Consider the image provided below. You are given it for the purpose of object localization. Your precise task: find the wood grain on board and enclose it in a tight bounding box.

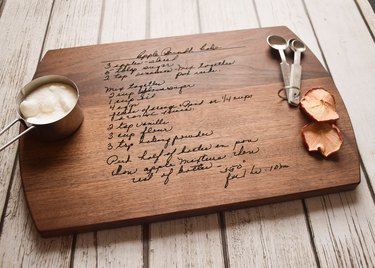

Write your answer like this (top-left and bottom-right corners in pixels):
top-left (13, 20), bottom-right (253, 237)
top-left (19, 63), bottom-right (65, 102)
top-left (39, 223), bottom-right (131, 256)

top-left (18, 26), bottom-right (359, 236)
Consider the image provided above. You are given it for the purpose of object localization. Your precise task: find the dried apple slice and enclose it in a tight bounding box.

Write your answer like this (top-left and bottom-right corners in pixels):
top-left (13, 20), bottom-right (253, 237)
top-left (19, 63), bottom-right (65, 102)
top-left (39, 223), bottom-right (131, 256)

top-left (301, 122), bottom-right (343, 157)
top-left (300, 88), bottom-right (339, 122)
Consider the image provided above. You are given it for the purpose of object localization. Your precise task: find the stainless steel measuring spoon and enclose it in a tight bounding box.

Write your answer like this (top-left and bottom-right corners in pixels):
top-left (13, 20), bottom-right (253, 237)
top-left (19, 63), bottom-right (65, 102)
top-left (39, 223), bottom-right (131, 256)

top-left (267, 35), bottom-right (291, 99)
top-left (0, 75), bottom-right (84, 152)
top-left (288, 39), bottom-right (306, 106)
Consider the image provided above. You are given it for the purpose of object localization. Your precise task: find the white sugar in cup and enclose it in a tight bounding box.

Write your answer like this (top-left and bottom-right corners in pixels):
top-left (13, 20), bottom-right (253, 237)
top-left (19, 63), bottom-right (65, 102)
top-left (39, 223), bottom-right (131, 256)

top-left (15, 75), bottom-right (84, 141)
top-left (19, 82), bottom-right (78, 125)
top-left (1, 75), bottom-right (84, 151)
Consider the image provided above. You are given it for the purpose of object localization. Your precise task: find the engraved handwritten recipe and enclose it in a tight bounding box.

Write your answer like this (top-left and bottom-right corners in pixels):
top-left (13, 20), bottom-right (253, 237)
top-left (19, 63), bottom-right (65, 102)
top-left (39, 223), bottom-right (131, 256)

top-left (101, 42), bottom-right (289, 190)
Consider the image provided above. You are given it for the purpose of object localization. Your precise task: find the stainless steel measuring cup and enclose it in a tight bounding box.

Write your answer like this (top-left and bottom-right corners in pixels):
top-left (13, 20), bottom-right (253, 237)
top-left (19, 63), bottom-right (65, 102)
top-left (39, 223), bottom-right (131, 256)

top-left (0, 75), bottom-right (84, 151)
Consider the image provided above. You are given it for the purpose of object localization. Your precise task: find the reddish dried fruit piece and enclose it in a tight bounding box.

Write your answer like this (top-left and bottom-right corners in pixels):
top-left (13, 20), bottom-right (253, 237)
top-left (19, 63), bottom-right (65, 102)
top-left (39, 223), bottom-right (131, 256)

top-left (300, 88), bottom-right (339, 122)
top-left (301, 122), bottom-right (343, 157)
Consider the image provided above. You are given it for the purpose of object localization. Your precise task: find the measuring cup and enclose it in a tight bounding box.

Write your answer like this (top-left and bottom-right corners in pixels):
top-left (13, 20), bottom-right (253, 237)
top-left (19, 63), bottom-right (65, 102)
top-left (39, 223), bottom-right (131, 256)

top-left (0, 75), bottom-right (84, 151)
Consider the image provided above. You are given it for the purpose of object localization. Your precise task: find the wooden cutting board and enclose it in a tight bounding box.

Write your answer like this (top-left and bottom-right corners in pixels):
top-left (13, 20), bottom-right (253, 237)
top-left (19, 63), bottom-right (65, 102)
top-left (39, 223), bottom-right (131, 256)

top-left (19, 26), bottom-right (360, 237)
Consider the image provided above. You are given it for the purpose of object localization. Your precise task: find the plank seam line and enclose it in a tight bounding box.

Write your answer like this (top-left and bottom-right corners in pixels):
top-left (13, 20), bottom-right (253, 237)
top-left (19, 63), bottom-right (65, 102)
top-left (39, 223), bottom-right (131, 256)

top-left (38, 0), bottom-right (56, 62)
top-left (219, 212), bottom-right (230, 268)
top-left (145, 0), bottom-right (150, 39)
top-left (0, 0), bottom-right (7, 17)
top-left (97, 0), bottom-right (106, 44)
top-left (360, 156), bottom-right (375, 204)
top-left (301, 0), bottom-right (332, 74)
top-left (0, 152), bottom-right (18, 235)
top-left (69, 235), bottom-right (77, 268)
top-left (354, 0), bottom-right (375, 42)
top-left (196, 0), bottom-right (202, 34)
top-left (94, 231), bottom-right (98, 268)
top-left (302, 199), bottom-right (322, 268)
top-left (142, 224), bottom-right (150, 268)
top-left (252, 0), bottom-right (261, 28)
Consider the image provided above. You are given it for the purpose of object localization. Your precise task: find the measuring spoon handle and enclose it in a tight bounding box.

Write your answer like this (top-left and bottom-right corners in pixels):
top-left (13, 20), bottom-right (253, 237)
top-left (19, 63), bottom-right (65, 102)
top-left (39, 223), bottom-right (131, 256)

top-left (280, 61), bottom-right (290, 98)
top-left (288, 63), bottom-right (302, 106)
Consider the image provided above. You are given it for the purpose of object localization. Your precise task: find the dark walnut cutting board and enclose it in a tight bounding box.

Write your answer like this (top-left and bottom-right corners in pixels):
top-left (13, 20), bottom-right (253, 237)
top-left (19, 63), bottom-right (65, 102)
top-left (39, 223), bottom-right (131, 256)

top-left (19, 26), bottom-right (359, 237)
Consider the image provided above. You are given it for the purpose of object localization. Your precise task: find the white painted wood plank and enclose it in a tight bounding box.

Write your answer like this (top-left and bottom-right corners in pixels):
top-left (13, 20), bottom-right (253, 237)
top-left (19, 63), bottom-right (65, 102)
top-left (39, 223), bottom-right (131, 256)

top-left (225, 202), bottom-right (316, 267)
top-left (0, 0), bottom-right (53, 218)
top-left (100, 0), bottom-right (147, 43)
top-left (44, 0), bottom-right (147, 266)
top-left (1, 0), bottom-right (103, 267)
top-left (304, 0), bottom-right (375, 188)
top-left (150, 215), bottom-right (224, 267)
top-left (150, 0), bottom-right (200, 38)
top-left (43, 0), bottom-right (106, 266)
top-left (42, 0), bottom-right (102, 52)
top-left (301, 0), bottom-right (375, 266)
top-left (96, 227), bottom-right (143, 268)
top-left (256, 0), bottom-right (375, 266)
top-left (306, 170), bottom-right (375, 267)
top-left (0, 0), bottom-right (74, 266)
top-left (73, 233), bottom-right (97, 268)
top-left (148, 1), bottom-right (224, 267)
top-left (0, 162), bottom-right (73, 267)
top-left (357, 0), bottom-right (375, 35)
top-left (73, 1), bottom-right (146, 267)
top-left (198, 0), bottom-right (259, 32)
top-left (38, 1), bottom-right (103, 267)
top-left (199, 1), bottom-right (317, 266)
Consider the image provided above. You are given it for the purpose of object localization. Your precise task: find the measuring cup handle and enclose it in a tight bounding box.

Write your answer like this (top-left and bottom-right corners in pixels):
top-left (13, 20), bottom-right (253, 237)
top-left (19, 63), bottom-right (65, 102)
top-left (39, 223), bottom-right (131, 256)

top-left (0, 118), bottom-right (35, 151)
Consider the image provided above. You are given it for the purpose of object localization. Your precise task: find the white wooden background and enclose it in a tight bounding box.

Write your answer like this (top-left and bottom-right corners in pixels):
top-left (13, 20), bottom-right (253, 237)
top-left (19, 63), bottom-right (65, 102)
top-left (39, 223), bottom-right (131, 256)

top-left (0, 0), bottom-right (374, 267)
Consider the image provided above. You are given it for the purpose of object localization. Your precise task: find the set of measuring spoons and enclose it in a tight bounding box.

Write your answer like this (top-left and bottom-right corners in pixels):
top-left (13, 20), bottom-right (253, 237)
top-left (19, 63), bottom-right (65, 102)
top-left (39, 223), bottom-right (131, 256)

top-left (267, 35), bottom-right (306, 107)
